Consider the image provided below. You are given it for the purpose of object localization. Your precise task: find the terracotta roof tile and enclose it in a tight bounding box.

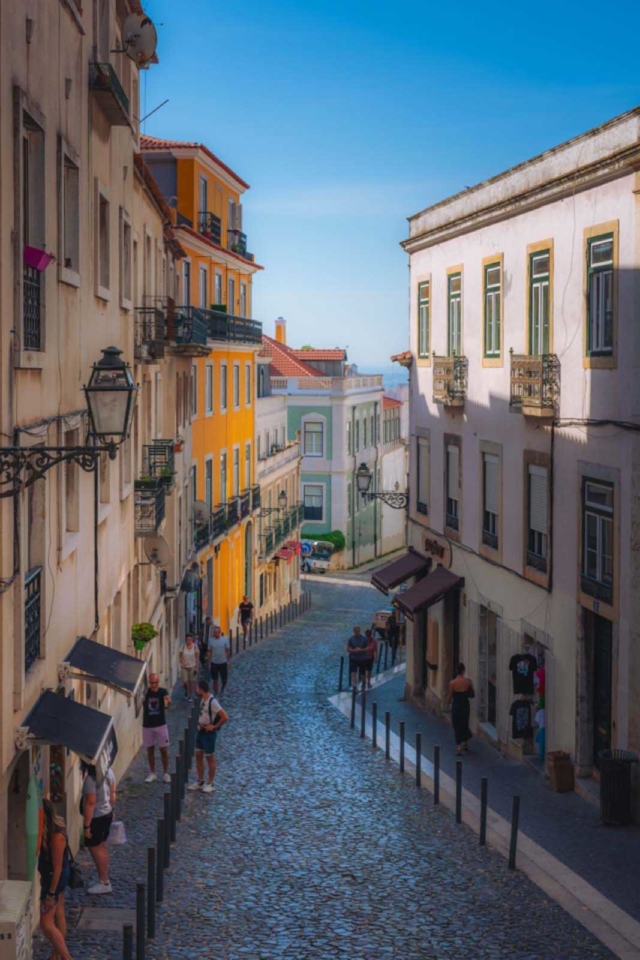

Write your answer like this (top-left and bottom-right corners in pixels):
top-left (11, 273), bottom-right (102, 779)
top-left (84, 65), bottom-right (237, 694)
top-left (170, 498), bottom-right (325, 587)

top-left (391, 350), bottom-right (413, 363)
top-left (382, 395), bottom-right (403, 409)
top-left (261, 336), bottom-right (324, 378)
top-left (290, 348), bottom-right (346, 361)
top-left (140, 135), bottom-right (249, 190)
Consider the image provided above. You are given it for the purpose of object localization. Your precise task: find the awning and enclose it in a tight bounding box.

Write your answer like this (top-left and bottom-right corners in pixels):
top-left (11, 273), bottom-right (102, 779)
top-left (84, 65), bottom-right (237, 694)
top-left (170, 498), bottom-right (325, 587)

top-left (17, 691), bottom-right (118, 785)
top-left (284, 540), bottom-right (302, 555)
top-left (275, 548), bottom-right (294, 563)
top-left (371, 549), bottom-right (431, 595)
top-left (394, 566), bottom-right (464, 621)
top-left (61, 637), bottom-right (148, 715)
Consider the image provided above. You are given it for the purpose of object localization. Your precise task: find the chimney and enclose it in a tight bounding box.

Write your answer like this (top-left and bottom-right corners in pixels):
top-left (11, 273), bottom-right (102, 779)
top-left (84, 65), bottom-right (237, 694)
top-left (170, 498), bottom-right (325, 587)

top-left (275, 317), bottom-right (287, 345)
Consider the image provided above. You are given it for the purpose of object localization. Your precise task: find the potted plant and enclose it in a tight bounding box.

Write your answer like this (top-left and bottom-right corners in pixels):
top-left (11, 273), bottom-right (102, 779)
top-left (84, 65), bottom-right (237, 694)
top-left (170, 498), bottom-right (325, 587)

top-left (24, 246), bottom-right (55, 272)
top-left (131, 622), bottom-right (158, 652)
top-left (173, 436), bottom-right (184, 454)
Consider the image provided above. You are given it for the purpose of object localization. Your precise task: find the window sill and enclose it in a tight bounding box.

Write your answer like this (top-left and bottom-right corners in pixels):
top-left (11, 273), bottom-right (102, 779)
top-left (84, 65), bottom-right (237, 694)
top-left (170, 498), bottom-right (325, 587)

top-left (416, 355), bottom-right (431, 367)
top-left (120, 297), bottom-right (132, 312)
top-left (59, 531), bottom-right (80, 563)
top-left (579, 586), bottom-right (616, 621)
top-left (444, 524), bottom-right (460, 543)
top-left (524, 564), bottom-right (549, 590)
top-left (14, 350), bottom-right (45, 370)
top-left (59, 267), bottom-right (80, 288)
top-left (479, 541), bottom-right (501, 563)
top-left (95, 285), bottom-right (111, 303)
top-left (98, 502), bottom-right (111, 525)
top-left (482, 355), bottom-right (503, 369)
top-left (583, 355), bottom-right (616, 370)
top-left (205, 409), bottom-right (213, 418)
top-left (120, 481), bottom-right (133, 502)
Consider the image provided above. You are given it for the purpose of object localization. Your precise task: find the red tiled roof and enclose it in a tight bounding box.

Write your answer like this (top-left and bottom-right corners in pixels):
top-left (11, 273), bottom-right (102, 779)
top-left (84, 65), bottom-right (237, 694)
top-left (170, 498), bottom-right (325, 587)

top-left (391, 350), bottom-right (413, 363)
top-left (140, 135), bottom-right (250, 190)
top-left (290, 348), bottom-right (346, 361)
top-left (383, 395), bottom-right (402, 409)
top-left (261, 336), bottom-right (324, 378)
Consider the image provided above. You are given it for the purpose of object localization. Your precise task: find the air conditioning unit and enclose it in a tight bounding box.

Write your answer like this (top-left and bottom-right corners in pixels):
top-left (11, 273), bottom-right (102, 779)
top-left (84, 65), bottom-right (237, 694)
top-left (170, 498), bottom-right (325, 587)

top-left (0, 881), bottom-right (33, 960)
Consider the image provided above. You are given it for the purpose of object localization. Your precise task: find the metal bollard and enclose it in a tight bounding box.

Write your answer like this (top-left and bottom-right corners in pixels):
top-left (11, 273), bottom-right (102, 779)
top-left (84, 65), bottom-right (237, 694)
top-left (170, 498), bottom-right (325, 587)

top-left (170, 774), bottom-right (178, 840)
top-left (433, 745), bottom-right (440, 805)
top-left (243, 629), bottom-right (246, 651)
top-left (372, 702), bottom-right (377, 749)
top-left (455, 760), bottom-right (462, 824)
top-left (376, 642), bottom-right (383, 675)
top-left (415, 732), bottom-right (422, 787)
top-left (178, 741), bottom-right (185, 802)
top-left (184, 727), bottom-right (191, 772)
top-left (163, 793), bottom-right (171, 867)
top-left (175, 760), bottom-right (182, 821)
top-left (236, 630), bottom-right (240, 655)
top-left (360, 688), bottom-right (366, 739)
top-left (385, 711), bottom-right (391, 760)
top-left (229, 628), bottom-right (233, 655)
top-left (508, 796), bottom-right (520, 869)
top-left (136, 882), bottom-right (145, 960)
top-left (156, 819), bottom-right (164, 902)
top-left (480, 778), bottom-right (488, 846)
top-left (338, 655), bottom-right (344, 692)
top-left (147, 847), bottom-right (156, 939)
top-left (123, 923), bottom-right (133, 960)
top-left (399, 721), bottom-right (405, 773)
top-left (350, 686), bottom-right (357, 729)
top-left (249, 621), bottom-right (253, 647)
top-left (383, 642), bottom-right (388, 670)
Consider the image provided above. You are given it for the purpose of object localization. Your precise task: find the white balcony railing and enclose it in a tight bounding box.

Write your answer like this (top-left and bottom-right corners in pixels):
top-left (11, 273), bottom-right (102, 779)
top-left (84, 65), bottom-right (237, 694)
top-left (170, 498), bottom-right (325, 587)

top-left (270, 375), bottom-right (383, 396)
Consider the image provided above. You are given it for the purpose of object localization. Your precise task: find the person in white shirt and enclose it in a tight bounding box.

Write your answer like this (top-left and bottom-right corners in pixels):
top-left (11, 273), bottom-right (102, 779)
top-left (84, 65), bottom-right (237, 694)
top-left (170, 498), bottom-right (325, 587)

top-left (208, 625), bottom-right (231, 697)
top-left (179, 634), bottom-right (198, 700)
top-left (188, 680), bottom-right (228, 794)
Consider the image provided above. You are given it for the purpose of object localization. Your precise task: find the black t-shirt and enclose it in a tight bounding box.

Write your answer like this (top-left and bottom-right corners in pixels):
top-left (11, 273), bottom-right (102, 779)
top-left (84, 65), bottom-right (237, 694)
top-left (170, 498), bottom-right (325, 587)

top-left (239, 601), bottom-right (254, 622)
top-left (509, 654), bottom-right (537, 695)
top-left (509, 700), bottom-right (533, 739)
top-left (143, 688), bottom-right (168, 728)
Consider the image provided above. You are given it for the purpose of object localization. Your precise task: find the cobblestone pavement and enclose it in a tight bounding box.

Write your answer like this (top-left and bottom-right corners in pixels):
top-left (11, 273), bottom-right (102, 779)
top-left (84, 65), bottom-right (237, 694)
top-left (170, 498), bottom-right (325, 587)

top-left (36, 579), bottom-right (615, 960)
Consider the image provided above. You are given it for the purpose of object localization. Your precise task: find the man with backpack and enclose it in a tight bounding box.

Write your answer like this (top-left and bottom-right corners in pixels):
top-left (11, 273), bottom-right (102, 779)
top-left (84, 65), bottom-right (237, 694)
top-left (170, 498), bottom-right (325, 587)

top-left (188, 679), bottom-right (228, 794)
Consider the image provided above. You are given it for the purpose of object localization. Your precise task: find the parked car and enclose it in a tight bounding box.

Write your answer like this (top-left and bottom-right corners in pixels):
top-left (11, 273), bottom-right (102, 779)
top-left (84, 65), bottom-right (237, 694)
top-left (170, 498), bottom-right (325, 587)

top-left (301, 540), bottom-right (333, 575)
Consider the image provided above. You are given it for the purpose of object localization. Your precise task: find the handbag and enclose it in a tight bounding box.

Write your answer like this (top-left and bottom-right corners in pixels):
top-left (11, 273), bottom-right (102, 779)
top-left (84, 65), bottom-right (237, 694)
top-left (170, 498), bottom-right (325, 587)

top-left (107, 819), bottom-right (127, 845)
top-left (67, 846), bottom-right (84, 890)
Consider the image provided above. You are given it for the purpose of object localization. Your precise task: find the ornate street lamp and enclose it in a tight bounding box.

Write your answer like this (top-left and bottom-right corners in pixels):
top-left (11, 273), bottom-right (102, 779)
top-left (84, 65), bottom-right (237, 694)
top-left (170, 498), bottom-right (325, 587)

top-left (0, 346), bottom-right (138, 497)
top-left (355, 462), bottom-right (408, 510)
top-left (259, 488), bottom-right (288, 517)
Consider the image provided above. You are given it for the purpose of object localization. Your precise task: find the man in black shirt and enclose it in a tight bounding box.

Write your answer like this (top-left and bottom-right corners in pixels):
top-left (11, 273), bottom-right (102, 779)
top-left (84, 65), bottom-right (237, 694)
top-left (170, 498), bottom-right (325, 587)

top-left (239, 595), bottom-right (254, 639)
top-left (142, 674), bottom-right (171, 784)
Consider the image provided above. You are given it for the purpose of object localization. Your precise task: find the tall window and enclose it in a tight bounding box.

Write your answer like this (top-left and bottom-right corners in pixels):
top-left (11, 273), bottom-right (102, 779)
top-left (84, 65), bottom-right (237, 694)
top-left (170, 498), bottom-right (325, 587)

top-left (191, 365), bottom-right (197, 417)
top-left (347, 482), bottom-right (352, 518)
top-left (482, 454), bottom-right (499, 549)
top-left (446, 444), bottom-right (460, 531)
top-left (233, 364), bottom-right (240, 407)
top-left (245, 443), bottom-right (251, 488)
top-left (587, 235), bottom-right (614, 356)
top-left (120, 209), bottom-right (132, 307)
top-left (346, 422), bottom-right (351, 454)
top-left (97, 191), bottom-right (110, 295)
top-left (228, 277), bottom-right (236, 313)
top-left (582, 479), bottom-right (613, 602)
top-left (199, 266), bottom-right (208, 309)
top-left (220, 452), bottom-right (227, 502)
top-left (484, 263), bottom-right (501, 357)
top-left (303, 484), bottom-right (323, 521)
top-left (418, 281), bottom-right (430, 358)
top-left (215, 271), bottom-right (222, 306)
top-left (363, 417), bottom-right (368, 449)
top-left (232, 448), bottom-right (240, 496)
top-left (205, 364), bottom-right (213, 414)
top-left (448, 273), bottom-right (462, 356)
top-left (527, 465), bottom-right (548, 572)
top-left (355, 420), bottom-right (360, 453)
top-left (64, 429), bottom-right (80, 533)
top-left (303, 421), bottom-right (323, 457)
top-left (417, 438), bottom-right (429, 516)
top-left (183, 261), bottom-right (191, 304)
top-left (199, 176), bottom-right (208, 216)
top-left (529, 251), bottom-right (550, 355)
top-left (245, 363), bottom-right (252, 405)
top-left (62, 154), bottom-right (80, 277)
top-left (205, 459), bottom-right (213, 509)
top-left (220, 364), bottom-right (227, 411)
top-left (240, 282), bottom-right (247, 317)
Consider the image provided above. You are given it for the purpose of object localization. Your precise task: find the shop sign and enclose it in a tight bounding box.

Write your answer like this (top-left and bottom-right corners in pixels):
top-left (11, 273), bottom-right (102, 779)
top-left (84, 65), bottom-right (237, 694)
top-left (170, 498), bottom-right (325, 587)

top-left (424, 533), bottom-right (452, 569)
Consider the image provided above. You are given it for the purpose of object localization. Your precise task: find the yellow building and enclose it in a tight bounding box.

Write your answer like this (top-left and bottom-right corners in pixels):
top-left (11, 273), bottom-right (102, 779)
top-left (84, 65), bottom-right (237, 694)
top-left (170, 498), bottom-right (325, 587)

top-left (141, 136), bottom-right (263, 633)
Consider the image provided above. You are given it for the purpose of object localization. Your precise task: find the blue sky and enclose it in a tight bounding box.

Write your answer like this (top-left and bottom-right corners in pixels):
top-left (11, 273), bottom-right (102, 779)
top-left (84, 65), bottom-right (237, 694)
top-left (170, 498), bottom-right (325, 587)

top-left (141, 0), bottom-right (639, 366)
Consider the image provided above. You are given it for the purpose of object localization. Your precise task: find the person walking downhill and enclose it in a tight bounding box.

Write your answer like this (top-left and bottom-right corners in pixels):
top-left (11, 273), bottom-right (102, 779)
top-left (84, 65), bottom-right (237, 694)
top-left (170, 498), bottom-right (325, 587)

top-left (364, 629), bottom-right (377, 690)
top-left (180, 634), bottom-right (198, 701)
top-left (347, 626), bottom-right (368, 690)
top-left (38, 799), bottom-right (73, 960)
top-left (208, 625), bottom-right (230, 698)
top-left (82, 762), bottom-right (116, 894)
top-left (188, 679), bottom-right (229, 794)
top-left (238, 595), bottom-right (254, 640)
top-left (446, 663), bottom-right (475, 756)
top-left (143, 674), bottom-right (172, 783)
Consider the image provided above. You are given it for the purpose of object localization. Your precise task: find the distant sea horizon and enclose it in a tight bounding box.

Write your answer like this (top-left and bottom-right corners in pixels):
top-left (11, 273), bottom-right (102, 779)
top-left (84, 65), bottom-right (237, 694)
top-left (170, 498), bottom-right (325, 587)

top-left (358, 364), bottom-right (409, 392)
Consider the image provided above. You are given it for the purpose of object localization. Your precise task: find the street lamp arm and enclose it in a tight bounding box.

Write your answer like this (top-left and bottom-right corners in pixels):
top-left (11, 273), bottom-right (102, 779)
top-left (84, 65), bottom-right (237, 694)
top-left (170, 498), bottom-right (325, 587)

top-left (363, 490), bottom-right (409, 511)
top-left (0, 444), bottom-right (111, 499)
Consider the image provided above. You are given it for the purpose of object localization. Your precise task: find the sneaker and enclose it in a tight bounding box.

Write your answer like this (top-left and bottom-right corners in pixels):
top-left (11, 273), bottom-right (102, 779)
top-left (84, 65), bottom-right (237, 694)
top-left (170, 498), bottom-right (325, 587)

top-left (188, 781), bottom-right (204, 791)
top-left (163, 772), bottom-right (171, 784)
top-left (88, 881), bottom-right (112, 895)
top-left (145, 773), bottom-right (157, 784)
top-left (202, 782), bottom-right (215, 794)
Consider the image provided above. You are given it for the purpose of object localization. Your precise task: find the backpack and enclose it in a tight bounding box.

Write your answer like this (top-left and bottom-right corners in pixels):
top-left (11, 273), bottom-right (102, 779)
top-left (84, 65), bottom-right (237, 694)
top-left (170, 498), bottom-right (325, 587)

top-left (201, 697), bottom-right (219, 729)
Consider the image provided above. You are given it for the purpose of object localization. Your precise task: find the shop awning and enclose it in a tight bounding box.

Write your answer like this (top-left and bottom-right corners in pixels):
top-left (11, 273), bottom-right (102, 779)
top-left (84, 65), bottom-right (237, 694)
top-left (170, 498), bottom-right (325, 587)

top-left (371, 549), bottom-right (431, 595)
top-left (284, 540), bottom-right (302, 555)
top-left (394, 566), bottom-right (464, 621)
top-left (275, 548), bottom-right (294, 563)
top-left (17, 691), bottom-right (118, 785)
top-left (61, 637), bottom-right (147, 712)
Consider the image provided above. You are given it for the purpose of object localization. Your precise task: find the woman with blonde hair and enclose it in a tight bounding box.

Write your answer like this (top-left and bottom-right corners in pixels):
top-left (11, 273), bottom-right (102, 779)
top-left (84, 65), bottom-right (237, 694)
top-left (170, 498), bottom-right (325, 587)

top-left (38, 798), bottom-right (73, 960)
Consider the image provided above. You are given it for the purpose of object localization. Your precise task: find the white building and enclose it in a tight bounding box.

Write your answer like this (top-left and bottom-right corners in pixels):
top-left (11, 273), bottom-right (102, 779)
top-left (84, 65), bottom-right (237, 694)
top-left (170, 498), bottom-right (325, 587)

top-left (389, 108), bottom-right (640, 814)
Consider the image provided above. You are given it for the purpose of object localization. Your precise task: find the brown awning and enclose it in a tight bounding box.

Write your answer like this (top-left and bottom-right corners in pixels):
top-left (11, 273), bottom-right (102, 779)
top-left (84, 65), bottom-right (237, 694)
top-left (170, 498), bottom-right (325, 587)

top-left (394, 566), bottom-right (464, 620)
top-left (371, 549), bottom-right (431, 595)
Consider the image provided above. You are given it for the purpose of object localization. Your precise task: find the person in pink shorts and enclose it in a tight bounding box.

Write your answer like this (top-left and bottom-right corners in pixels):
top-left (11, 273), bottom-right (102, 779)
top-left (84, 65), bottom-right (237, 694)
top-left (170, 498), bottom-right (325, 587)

top-left (142, 674), bottom-right (171, 783)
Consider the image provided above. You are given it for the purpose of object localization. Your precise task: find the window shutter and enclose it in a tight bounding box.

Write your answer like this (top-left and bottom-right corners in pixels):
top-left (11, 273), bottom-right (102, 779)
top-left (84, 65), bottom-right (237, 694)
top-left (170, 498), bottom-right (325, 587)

top-left (447, 445), bottom-right (459, 500)
top-left (418, 440), bottom-right (429, 502)
top-left (529, 465), bottom-right (548, 534)
top-left (484, 455), bottom-right (499, 515)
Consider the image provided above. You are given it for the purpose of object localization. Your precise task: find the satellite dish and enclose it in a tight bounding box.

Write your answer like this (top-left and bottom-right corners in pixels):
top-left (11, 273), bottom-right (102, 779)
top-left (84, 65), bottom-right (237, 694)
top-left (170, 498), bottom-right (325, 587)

top-left (192, 500), bottom-right (210, 524)
top-left (143, 535), bottom-right (172, 568)
top-left (122, 13), bottom-right (158, 67)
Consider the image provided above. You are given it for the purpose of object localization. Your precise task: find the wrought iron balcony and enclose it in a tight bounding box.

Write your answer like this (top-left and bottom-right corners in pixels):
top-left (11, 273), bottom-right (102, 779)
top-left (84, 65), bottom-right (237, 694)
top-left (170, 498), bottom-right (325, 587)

top-left (23, 266), bottom-right (42, 351)
top-left (207, 308), bottom-right (263, 345)
top-left (134, 478), bottom-right (166, 537)
top-left (144, 440), bottom-right (175, 490)
top-left (433, 355), bottom-right (468, 406)
top-left (581, 574), bottom-right (613, 606)
top-left (225, 498), bottom-right (242, 529)
top-left (227, 228), bottom-right (247, 257)
top-left (251, 485), bottom-right (261, 512)
top-left (510, 352), bottom-right (560, 417)
top-left (134, 307), bottom-right (166, 363)
top-left (198, 212), bottom-right (222, 245)
top-left (240, 489), bottom-right (251, 518)
top-left (89, 62), bottom-right (130, 125)
top-left (526, 550), bottom-right (548, 574)
top-left (211, 505), bottom-right (227, 540)
top-left (194, 520), bottom-right (210, 552)
top-left (168, 305), bottom-right (210, 356)
top-left (24, 566), bottom-right (42, 673)
top-left (259, 528), bottom-right (275, 559)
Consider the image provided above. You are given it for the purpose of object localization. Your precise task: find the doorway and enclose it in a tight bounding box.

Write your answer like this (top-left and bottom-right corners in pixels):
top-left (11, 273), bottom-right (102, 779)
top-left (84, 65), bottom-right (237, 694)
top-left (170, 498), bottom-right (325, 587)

top-left (7, 752), bottom-right (30, 881)
top-left (593, 615), bottom-right (613, 767)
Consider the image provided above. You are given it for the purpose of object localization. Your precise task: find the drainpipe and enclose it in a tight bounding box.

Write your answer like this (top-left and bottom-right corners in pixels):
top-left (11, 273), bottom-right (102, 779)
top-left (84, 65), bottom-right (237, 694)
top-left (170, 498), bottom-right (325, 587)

top-left (351, 405), bottom-right (357, 568)
top-left (548, 421), bottom-right (555, 594)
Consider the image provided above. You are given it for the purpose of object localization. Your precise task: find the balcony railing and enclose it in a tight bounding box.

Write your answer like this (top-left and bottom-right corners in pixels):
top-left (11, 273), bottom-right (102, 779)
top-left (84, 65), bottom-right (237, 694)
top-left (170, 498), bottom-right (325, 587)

top-left (225, 499), bottom-right (242, 529)
top-left (23, 266), bottom-right (42, 351)
top-left (251, 484), bottom-right (261, 512)
top-left (482, 529), bottom-right (498, 550)
top-left (198, 212), bottom-right (222, 245)
top-left (433, 355), bottom-right (468, 405)
top-left (227, 228), bottom-right (247, 257)
top-left (581, 574), bottom-right (613, 606)
top-left (240, 489), bottom-right (251, 518)
top-left (24, 566), bottom-right (42, 673)
top-left (144, 440), bottom-right (175, 490)
top-left (194, 521), bottom-right (210, 551)
top-left (135, 479), bottom-right (166, 537)
top-left (211, 505), bottom-right (227, 540)
top-left (134, 307), bottom-right (166, 363)
top-left (168, 305), bottom-right (210, 355)
top-left (89, 62), bottom-right (130, 125)
top-left (258, 504), bottom-right (304, 559)
top-left (445, 512), bottom-right (459, 532)
top-left (526, 550), bottom-right (548, 574)
top-left (207, 308), bottom-right (263, 345)
top-left (510, 353), bottom-right (560, 417)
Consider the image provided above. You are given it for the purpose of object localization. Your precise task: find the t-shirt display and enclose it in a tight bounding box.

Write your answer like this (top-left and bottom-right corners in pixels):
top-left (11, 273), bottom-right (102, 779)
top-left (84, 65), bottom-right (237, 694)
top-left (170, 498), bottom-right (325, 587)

top-left (509, 700), bottom-right (533, 739)
top-left (509, 653), bottom-right (538, 695)
top-left (143, 688), bottom-right (168, 728)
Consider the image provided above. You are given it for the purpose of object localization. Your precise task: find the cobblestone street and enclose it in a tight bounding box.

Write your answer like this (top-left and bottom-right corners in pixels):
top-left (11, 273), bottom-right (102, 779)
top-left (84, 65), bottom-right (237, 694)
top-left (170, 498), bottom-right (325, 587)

top-left (40, 578), bottom-right (616, 960)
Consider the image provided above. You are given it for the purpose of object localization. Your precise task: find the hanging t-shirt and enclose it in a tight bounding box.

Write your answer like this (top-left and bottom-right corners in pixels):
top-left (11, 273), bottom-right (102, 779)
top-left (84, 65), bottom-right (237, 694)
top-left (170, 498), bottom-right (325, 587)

top-left (509, 653), bottom-right (537, 695)
top-left (509, 700), bottom-right (533, 739)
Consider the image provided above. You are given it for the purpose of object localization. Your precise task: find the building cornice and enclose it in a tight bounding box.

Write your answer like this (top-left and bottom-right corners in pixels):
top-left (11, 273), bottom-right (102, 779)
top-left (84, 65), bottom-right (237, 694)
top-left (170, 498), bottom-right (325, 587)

top-left (176, 225), bottom-right (264, 272)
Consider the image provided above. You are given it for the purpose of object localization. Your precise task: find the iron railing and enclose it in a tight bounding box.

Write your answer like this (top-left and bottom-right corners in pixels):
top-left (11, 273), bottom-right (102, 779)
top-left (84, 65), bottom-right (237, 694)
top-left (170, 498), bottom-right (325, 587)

top-left (445, 512), bottom-right (459, 531)
top-left (581, 574), bottom-right (613, 605)
top-left (510, 353), bottom-right (560, 413)
top-left (526, 550), bottom-right (547, 573)
top-left (259, 505), bottom-right (303, 559)
top-left (227, 228), bottom-right (247, 257)
top-left (89, 63), bottom-right (130, 124)
top-left (169, 305), bottom-right (210, 350)
top-left (207, 308), bottom-right (263, 344)
top-left (198, 212), bottom-right (222, 245)
top-left (251, 484), bottom-right (261, 512)
top-left (134, 307), bottom-right (166, 362)
top-left (211, 505), bottom-right (227, 540)
top-left (23, 266), bottom-right (41, 351)
top-left (433, 355), bottom-right (468, 404)
top-left (482, 529), bottom-right (498, 550)
top-left (144, 440), bottom-right (175, 490)
top-left (134, 479), bottom-right (166, 537)
top-left (24, 566), bottom-right (42, 673)
top-left (240, 489), bottom-right (251, 518)
top-left (194, 521), bottom-right (210, 552)
top-left (225, 499), bottom-right (242, 529)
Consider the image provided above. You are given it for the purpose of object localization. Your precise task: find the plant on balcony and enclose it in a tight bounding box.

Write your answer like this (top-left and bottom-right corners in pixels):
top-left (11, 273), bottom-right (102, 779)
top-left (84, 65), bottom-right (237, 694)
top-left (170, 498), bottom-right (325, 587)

top-left (131, 622), bottom-right (158, 651)
top-left (321, 530), bottom-right (346, 552)
top-left (173, 436), bottom-right (184, 453)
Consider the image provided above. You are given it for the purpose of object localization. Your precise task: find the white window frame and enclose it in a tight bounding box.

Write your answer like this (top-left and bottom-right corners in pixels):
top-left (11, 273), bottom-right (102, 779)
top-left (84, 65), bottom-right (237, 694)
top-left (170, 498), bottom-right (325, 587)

top-left (240, 281), bottom-right (247, 317)
top-left (245, 363), bottom-right (252, 406)
top-left (220, 450), bottom-right (228, 504)
top-left (302, 483), bottom-right (324, 523)
top-left (303, 420), bottom-right (324, 458)
top-left (582, 479), bottom-right (614, 588)
top-left (232, 363), bottom-right (240, 409)
top-left (418, 281), bottom-right (429, 358)
top-left (214, 271), bottom-right (222, 306)
top-left (482, 453), bottom-right (500, 546)
top-left (182, 259), bottom-right (191, 305)
top-left (220, 363), bottom-right (228, 411)
top-left (205, 362), bottom-right (213, 416)
top-left (232, 445), bottom-right (240, 497)
top-left (527, 464), bottom-right (548, 564)
top-left (245, 441), bottom-right (251, 489)
top-left (199, 265), bottom-right (208, 309)
top-left (59, 138), bottom-right (80, 286)
top-left (119, 208), bottom-right (132, 310)
top-left (95, 179), bottom-right (111, 300)
top-left (205, 455), bottom-right (213, 510)
top-left (587, 236), bottom-right (614, 356)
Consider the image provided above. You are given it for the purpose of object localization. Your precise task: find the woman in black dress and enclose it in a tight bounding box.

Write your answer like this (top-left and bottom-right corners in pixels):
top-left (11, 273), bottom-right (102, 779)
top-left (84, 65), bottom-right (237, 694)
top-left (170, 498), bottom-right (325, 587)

top-left (446, 663), bottom-right (475, 756)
